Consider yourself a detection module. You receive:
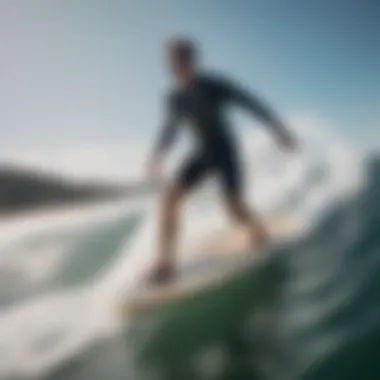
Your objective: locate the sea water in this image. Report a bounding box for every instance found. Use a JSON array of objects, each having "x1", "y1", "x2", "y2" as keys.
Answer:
[{"x1": 0, "y1": 130, "x2": 379, "y2": 380}]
